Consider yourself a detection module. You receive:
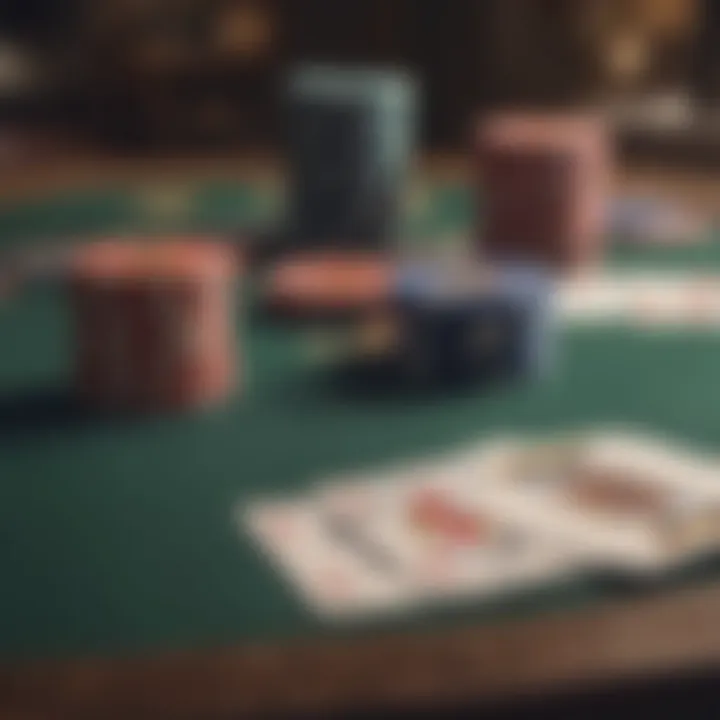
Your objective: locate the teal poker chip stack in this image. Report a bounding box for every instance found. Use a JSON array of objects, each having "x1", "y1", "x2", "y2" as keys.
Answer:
[{"x1": 284, "y1": 64, "x2": 419, "y2": 249}]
